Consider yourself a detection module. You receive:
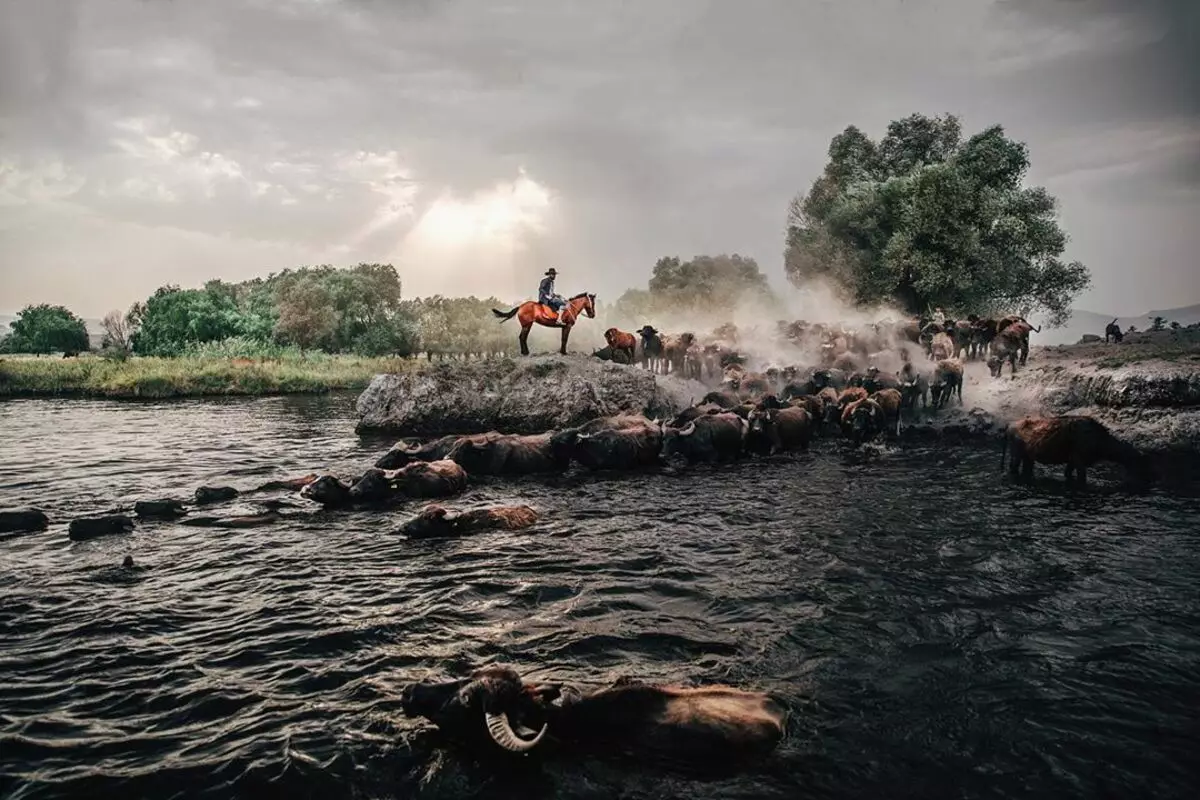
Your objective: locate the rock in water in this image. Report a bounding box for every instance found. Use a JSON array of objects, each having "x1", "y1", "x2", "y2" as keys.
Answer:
[
  {"x1": 0, "y1": 508, "x2": 50, "y2": 535},
  {"x1": 355, "y1": 355, "x2": 703, "y2": 436}
]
